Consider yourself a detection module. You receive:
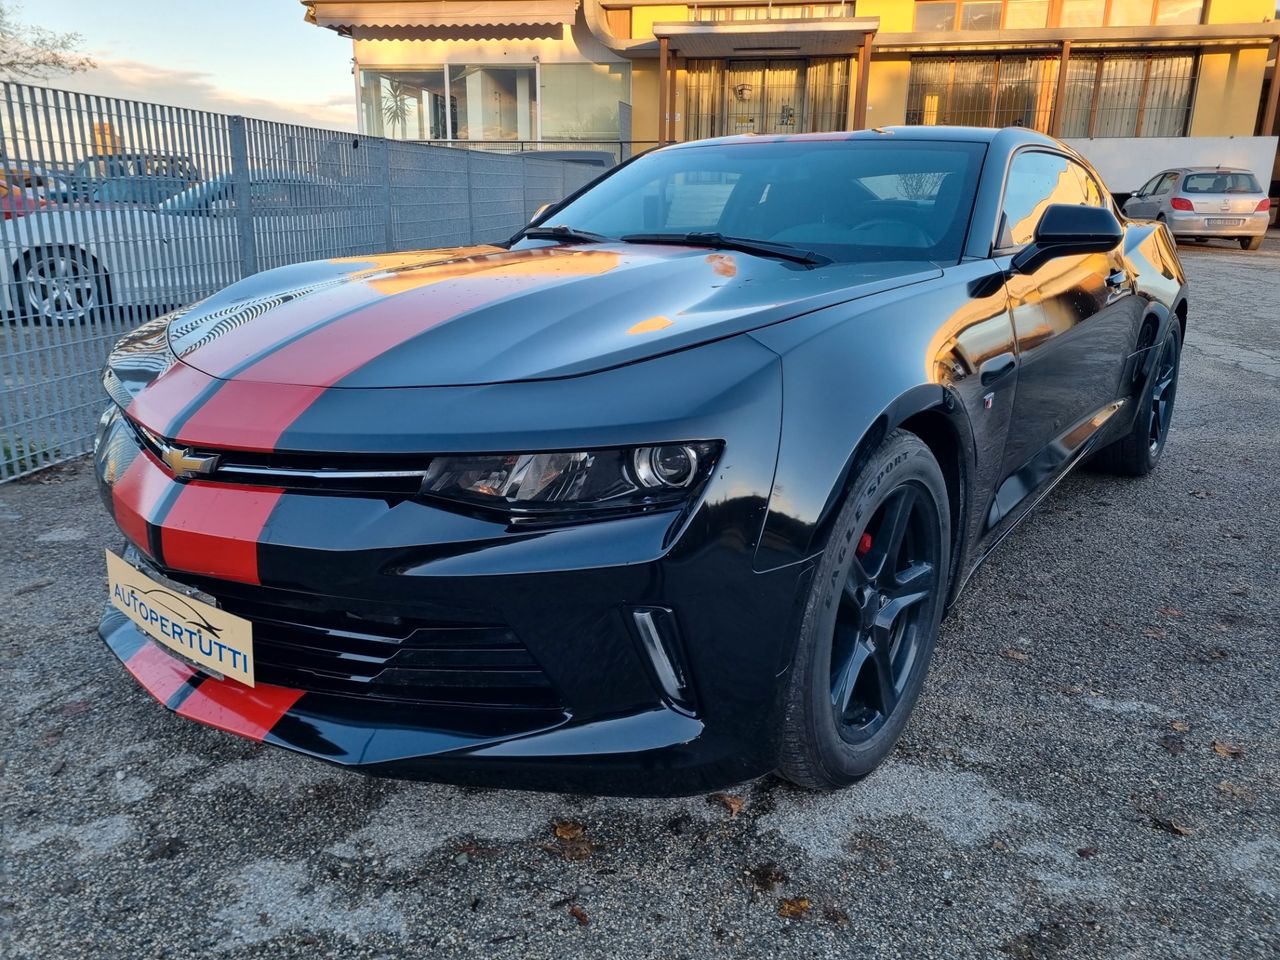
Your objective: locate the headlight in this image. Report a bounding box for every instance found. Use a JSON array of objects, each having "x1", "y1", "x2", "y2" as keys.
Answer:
[{"x1": 419, "y1": 442, "x2": 721, "y2": 519}]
